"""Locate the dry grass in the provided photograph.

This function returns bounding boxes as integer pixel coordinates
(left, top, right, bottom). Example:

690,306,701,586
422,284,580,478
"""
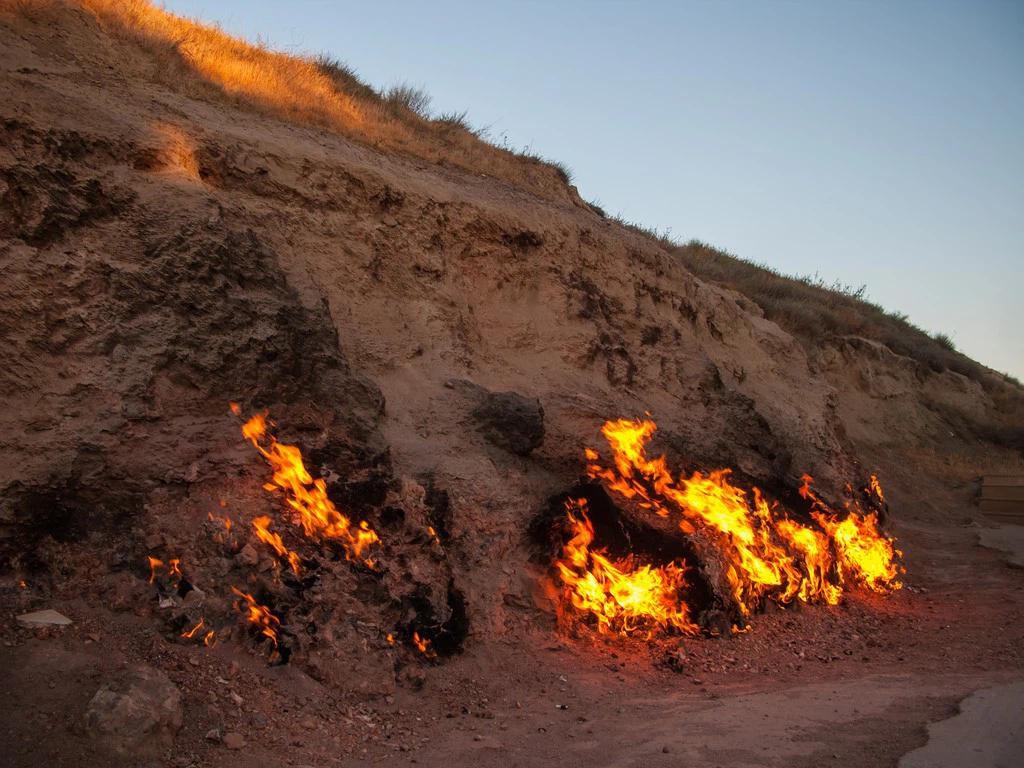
3,0,575,202
673,240,1020,390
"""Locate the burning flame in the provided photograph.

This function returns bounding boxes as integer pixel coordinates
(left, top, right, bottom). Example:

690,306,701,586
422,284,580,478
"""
555,499,697,637
181,617,206,639
232,587,280,648
148,556,183,584
412,631,437,659
232,405,380,564
557,418,903,635
252,515,302,575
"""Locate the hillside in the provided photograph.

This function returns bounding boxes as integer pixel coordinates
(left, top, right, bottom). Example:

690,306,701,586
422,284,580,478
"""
1,3,1022,767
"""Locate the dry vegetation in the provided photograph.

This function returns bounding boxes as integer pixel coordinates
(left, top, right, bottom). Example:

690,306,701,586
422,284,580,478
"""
673,240,1021,386
4,0,575,202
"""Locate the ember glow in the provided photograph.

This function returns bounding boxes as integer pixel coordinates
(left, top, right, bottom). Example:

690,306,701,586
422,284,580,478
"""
555,498,697,637
232,404,380,564
556,418,903,636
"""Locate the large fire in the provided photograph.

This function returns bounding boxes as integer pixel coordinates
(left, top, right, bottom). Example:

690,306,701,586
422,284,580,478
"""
232,404,380,566
556,498,698,638
555,418,903,637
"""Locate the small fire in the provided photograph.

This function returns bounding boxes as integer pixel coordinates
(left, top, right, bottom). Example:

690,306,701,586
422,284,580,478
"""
231,587,280,648
868,473,885,503
232,405,380,564
181,617,206,639
558,418,904,636
252,515,302,575
412,631,437,659
148,556,183,584
555,499,697,637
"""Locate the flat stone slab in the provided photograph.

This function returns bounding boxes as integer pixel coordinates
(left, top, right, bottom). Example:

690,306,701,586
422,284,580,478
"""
978,525,1024,568
16,609,73,627
899,680,1024,768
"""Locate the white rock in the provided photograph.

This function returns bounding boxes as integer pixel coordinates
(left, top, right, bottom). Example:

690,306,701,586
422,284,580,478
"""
16,609,72,627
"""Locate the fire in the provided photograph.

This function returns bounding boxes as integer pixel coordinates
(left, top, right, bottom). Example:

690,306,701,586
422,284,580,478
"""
868,473,885,503
232,405,380,564
252,515,302,575
412,631,437,659
148,556,183,584
181,617,206,639
231,587,280,648
562,418,903,635
554,499,698,637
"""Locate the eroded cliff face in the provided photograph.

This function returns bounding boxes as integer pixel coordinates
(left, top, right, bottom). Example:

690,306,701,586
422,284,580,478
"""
0,5,1020,639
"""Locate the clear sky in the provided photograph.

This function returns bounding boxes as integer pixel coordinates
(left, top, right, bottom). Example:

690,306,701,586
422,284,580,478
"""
163,0,1024,380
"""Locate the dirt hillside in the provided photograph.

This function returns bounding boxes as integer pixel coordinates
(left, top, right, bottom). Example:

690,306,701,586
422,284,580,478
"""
1,3,1022,767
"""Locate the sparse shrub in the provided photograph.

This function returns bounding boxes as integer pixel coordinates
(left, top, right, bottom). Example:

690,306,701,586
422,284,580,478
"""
312,53,378,102
670,239,1011,388
383,83,432,118
434,110,473,132
587,199,607,218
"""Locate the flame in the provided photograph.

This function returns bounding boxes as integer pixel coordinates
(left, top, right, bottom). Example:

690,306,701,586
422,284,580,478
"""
234,408,380,564
571,418,903,632
181,617,206,639
554,499,698,637
203,630,217,647
231,587,280,648
252,515,302,575
412,631,437,659
148,556,183,584
868,473,885,503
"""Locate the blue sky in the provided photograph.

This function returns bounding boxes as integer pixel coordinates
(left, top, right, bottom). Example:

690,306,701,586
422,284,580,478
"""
163,0,1024,380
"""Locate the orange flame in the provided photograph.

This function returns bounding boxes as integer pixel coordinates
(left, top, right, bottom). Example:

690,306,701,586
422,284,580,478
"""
571,418,903,631
231,587,280,648
148,556,184,585
252,515,302,575
868,473,885,503
234,407,380,564
181,617,206,639
147,556,163,584
554,499,698,637
412,631,437,659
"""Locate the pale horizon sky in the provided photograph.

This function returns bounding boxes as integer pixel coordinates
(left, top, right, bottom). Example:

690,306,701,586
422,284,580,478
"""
163,0,1024,380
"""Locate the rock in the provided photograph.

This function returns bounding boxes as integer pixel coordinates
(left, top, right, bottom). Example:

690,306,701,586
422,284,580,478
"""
223,732,246,750
85,665,183,756
205,728,222,743
237,544,260,567
454,381,544,456
16,609,72,627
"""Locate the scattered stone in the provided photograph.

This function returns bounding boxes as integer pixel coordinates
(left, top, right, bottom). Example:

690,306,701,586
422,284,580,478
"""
223,732,246,750
16,609,73,627
85,665,183,756
205,728,222,743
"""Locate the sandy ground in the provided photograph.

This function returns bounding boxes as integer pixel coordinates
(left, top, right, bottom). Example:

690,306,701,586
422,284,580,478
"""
3,518,1022,768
